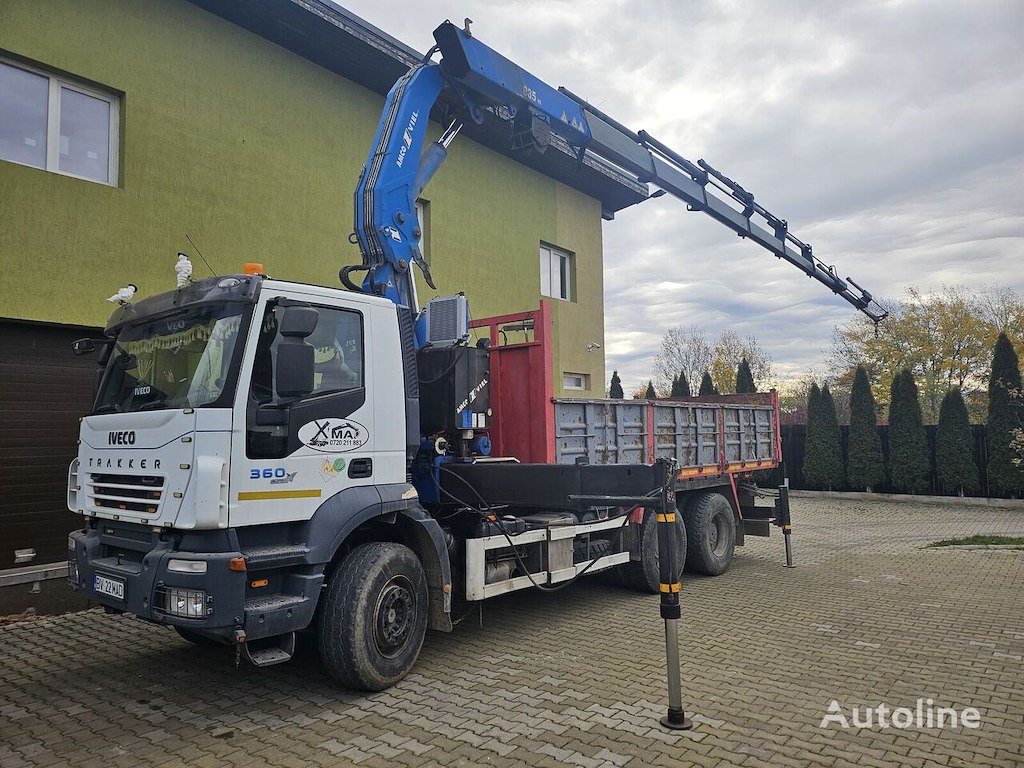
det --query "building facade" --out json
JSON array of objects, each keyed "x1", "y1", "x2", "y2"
[{"x1": 0, "y1": 0, "x2": 643, "y2": 568}]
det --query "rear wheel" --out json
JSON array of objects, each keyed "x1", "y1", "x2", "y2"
[
  {"x1": 619, "y1": 509, "x2": 686, "y2": 593},
  {"x1": 318, "y1": 542, "x2": 428, "y2": 691},
  {"x1": 682, "y1": 492, "x2": 736, "y2": 576}
]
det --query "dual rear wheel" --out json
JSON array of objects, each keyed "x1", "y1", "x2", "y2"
[{"x1": 620, "y1": 490, "x2": 737, "y2": 592}]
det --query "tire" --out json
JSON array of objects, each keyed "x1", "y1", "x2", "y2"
[
  {"x1": 174, "y1": 626, "x2": 228, "y2": 647},
  {"x1": 682, "y1": 492, "x2": 737, "y2": 576},
  {"x1": 317, "y1": 542, "x2": 428, "y2": 691},
  {"x1": 619, "y1": 509, "x2": 687, "y2": 593}
]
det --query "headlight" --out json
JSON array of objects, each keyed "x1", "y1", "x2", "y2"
[
  {"x1": 163, "y1": 588, "x2": 209, "y2": 619},
  {"x1": 168, "y1": 559, "x2": 208, "y2": 574},
  {"x1": 67, "y1": 559, "x2": 79, "y2": 588},
  {"x1": 67, "y1": 534, "x2": 75, "y2": 550}
]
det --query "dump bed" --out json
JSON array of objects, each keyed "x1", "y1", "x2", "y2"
[
  {"x1": 553, "y1": 394, "x2": 779, "y2": 477},
  {"x1": 470, "y1": 302, "x2": 782, "y2": 477}
]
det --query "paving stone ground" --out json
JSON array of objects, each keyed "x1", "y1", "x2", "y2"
[{"x1": 1, "y1": 497, "x2": 1022, "y2": 767}]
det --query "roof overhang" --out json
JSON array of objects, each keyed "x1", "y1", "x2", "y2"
[{"x1": 186, "y1": 0, "x2": 647, "y2": 218}]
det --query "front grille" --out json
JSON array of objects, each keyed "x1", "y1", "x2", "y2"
[{"x1": 87, "y1": 473, "x2": 165, "y2": 516}]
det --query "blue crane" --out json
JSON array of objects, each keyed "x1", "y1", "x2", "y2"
[{"x1": 341, "y1": 19, "x2": 888, "y2": 346}]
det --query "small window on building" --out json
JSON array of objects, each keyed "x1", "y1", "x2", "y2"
[
  {"x1": 540, "y1": 244, "x2": 573, "y2": 301},
  {"x1": 0, "y1": 57, "x2": 119, "y2": 185},
  {"x1": 563, "y1": 372, "x2": 589, "y2": 391}
]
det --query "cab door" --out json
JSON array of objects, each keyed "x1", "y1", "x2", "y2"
[{"x1": 229, "y1": 295, "x2": 374, "y2": 526}]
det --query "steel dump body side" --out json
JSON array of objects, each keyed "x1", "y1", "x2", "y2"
[{"x1": 554, "y1": 394, "x2": 780, "y2": 477}]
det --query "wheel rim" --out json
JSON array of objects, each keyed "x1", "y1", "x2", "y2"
[
  {"x1": 710, "y1": 510, "x2": 729, "y2": 557},
  {"x1": 373, "y1": 576, "x2": 416, "y2": 659}
]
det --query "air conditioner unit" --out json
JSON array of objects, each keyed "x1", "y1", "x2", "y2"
[{"x1": 422, "y1": 294, "x2": 470, "y2": 346}]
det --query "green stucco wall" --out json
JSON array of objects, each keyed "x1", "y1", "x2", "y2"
[{"x1": 0, "y1": 0, "x2": 606, "y2": 396}]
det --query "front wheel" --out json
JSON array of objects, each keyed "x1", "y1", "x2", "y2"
[{"x1": 318, "y1": 542, "x2": 428, "y2": 691}]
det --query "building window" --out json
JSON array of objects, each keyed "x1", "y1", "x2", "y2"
[
  {"x1": 540, "y1": 243, "x2": 573, "y2": 301},
  {"x1": 563, "y1": 372, "x2": 589, "y2": 391},
  {"x1": 0, "y1": 57, "x2": 119, "y2": 185}
]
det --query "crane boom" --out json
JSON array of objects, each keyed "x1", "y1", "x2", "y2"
[{"x1": 344, "y1": 20, "x2": 888, "y2": 343}]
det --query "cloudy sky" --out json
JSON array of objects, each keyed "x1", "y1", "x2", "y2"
[{"x1": 338, "y1": 0, "x2": 1024, "y2": 392}]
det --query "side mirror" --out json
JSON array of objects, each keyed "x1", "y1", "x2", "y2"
[
  {"x1": 276, "y1": 306, "x2": 318, "y2": 398},
  {"x1": 279, "y1": 306, "x2": 319, "y2": 339},
  {"x1": 73, "y1": 338, "x2": 97, "y2": 356}
]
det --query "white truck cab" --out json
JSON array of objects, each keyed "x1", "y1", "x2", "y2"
[{"x1": 68, "y1": 273, "x2": 452, "y2": 687}]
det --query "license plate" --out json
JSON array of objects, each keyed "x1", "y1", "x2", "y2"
[{"x1": 94, "y1": 573, "x2": 125, "y2": 601}]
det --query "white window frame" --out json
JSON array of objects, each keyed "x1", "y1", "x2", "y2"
[
  {"x1": 563, "y1": 372, "x2": 589, "y2": 391},
  {"x1": 0, "y1": 56, "x2": 119, "y2": 186},
  {"x1": 540, "y1": 243, "x2": 573, "y2": 301}
]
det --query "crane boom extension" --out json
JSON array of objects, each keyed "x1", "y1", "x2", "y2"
[
  {"x1": 556, "y1": 90, "x2": 887, "y2": 321},
  {"x1": 346, "y1": 20, "x2": 888, "y2": 339}
]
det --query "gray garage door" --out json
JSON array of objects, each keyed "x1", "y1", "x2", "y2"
[{"x1": 0, "y1": 321, "x2": 99, "y2": 567}]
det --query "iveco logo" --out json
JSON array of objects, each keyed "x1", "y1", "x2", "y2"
[{"x1": 108, "y1": 430, "x2": 136, "y2": 446}]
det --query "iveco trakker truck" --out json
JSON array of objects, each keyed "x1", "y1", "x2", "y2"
[{"x1": 67, "y1": 20, "x2": 885, "y2": 690}]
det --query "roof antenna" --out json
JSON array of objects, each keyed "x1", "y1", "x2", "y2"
[{"x1": 185, "y1": 233, "x2": 216, "y2": 276}]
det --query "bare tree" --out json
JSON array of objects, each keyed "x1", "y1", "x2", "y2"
[
  {"x1": 709, "y1": 329, "x2": 774, "y2": 394},
  {"x1": 654, "y1": 325, "x2": 773, "y2": 395},
  {"x1": 653, "y1": 325, "x2": 713, "y2": 394}
]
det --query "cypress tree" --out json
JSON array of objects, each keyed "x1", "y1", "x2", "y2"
[
  {"x1": 986, "y1": 333, "x2": 1024, "y2": 496},
  {"x1": 678, "y1": 369, "x2": 691, "y2": 397},
  {"x1": 936, "y1": 388, "x2": 979, "y2": 496},
  {"x1": 803, "y1": 383, "x2": 823, "y2": 488},
  {"x1": 821, "y1": 384, "x2": 845, "y2": 488},
  {"x1": 888, "y1": 370, "x2": 929, "y2": 494},
  {"x1": 609, "y1": 370, "x2": 624, "y2": 399},
  {"x1": 670, "y1": 374, "x2": 681, "y2": 397},
  {"x1": 805, "y1": 383, "x2": 843, "y2": 489},
  {"x1": 847, "y1": 365, "x2": 885, "y2": 491},
  {"x1": 644, "y1": 380, "x2": 656, "y2": 399},
  {"x1": 735, "y1": 358, "x2": 756, "y2": 393},
  {"x1": 698, "y1": 371, "x2": 717, "y2": 396}
]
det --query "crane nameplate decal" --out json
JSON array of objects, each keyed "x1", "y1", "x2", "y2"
[
  {"x1": 396, "y1": 110, "x2": 419, "y2": 168},
  {"x1": 298, "y1": 418, "x2": 369, "y2": 453}
]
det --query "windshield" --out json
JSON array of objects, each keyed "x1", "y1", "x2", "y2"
[{"x1": 95, "y1": 303, "x2": 247, "y2": 413}]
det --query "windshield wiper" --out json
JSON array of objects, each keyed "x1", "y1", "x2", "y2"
[
  {"x1": 138, "y1": 399, "x2": 172, "y2": 411},
  {"x1": 92, "y1": 404, "x2": 120, "y2": 415}
]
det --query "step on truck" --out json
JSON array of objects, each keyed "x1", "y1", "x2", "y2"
[{"x1": 67, "y1": 20, "x2": 885, "y2": 690}]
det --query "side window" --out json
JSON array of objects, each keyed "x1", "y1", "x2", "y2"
[
  {"x1": 312, "y1": 308, "x2": 364, "y2": 394},
  {"x1": 249, "y1": 303, "x2": 364, "y2": 404},
  {"x1": 246, "y1": 302, "x2": 364, "y2": 459}
]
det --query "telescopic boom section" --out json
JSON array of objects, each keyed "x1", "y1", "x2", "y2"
[
  {"x1": 346, "y1": 20, "x2": 888, "y2": 327},
  {"x1": 555, "y1": 90, "x2": 888, "y2": 322}
]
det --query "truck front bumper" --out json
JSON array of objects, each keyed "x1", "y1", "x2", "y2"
[{"x1": 68, "y1": 521, "x2": 246, "y2": 640}]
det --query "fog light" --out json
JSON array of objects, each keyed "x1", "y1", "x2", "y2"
[
  {"x1": 165, "y1": 588, "x2": 209, "y2": 618},
  {"x1": 168, "y1": 559, "x2": 208, "y2": 574}
]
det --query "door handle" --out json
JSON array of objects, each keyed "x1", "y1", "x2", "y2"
[{"x1": 348, "y1": 458, "x2": 372, "y2": 479}]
